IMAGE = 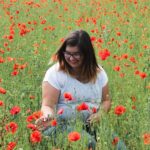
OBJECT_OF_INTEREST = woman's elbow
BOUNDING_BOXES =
[102,100,112,112]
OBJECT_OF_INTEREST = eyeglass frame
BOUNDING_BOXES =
[63,51,82,60]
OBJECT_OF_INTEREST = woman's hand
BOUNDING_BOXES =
[35,113,54,131]
[86,112,101,124]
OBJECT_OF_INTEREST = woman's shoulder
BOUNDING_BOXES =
[97,64,106,74]
[97,64,108,86]
[47,62,59,71]
[46,62,67,77]
[97,64,108,79]
[43,63,67,89]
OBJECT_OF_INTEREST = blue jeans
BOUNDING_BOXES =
[43,109,96,149]
[43,108,126,150]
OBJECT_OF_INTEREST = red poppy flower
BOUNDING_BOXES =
[50,119,57,126]
[131,96,136,102]
[26,115,34,122]
[32,111,43,120]
[6,142,16,150]
[121,53,128,59]
[132,105,136,110]
[30,130,42,143]
[143,133,150,145]
[130,56,137,63]
[112,137,119,145]
[0,56,5,63]
[68,131,81,142]
[0,100,4,106]
[57,108,64,115]
[116,32,121,36]
[97,38,103,43]
[114,105,126,116]
[10,106,21,115]
[5,122,18,134]
[90,36,96,42]
[11,70,19,76]
[139,72,147,79]
[40,19,46,24]
[98,49,110,60]
[29,95,35,99]
[20,63,27,69]
[92,107,97,113]
[76,102,89,111]
[27,124,37,131]
[113,66,121,72]
[63,92,73,101]
[0,87,6,94]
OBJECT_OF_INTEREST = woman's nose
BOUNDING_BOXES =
[70,55,75,61]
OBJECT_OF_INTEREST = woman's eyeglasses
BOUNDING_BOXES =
[63,51,82,60]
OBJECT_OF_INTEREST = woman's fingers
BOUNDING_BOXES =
[86,113,100,124]
[36,119,51,131]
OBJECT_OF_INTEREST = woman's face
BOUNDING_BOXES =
[64,46,83,70]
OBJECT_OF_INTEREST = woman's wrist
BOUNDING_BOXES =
[41,105,55,118]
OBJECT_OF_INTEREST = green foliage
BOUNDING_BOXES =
[0,0,149,149]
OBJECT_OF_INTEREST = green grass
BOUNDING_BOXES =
[0,0,149,149]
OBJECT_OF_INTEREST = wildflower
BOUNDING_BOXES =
[7,57,14,62]
[116,32,121,36]
[143,45,148,49]
[97,38,103,43]
[0,56,5,63]
[40,19,46,24]
[57,108,64,115]
[27,124,37,131]
[134,70,140,75]
[120,73,125,78]
[0,100,4,106]
[132,105,136,110]
[90,36,96,42]
[142,133,150,145]
[32,111,43,120]
[13,63,20,70]
[131,96,136,102]
[92,107,97,113]
[121,53,128,59]
[30,130,42,143]
[113,66,121,72]
[50,119,57,126]
[11,70,19,76]
[68,131,81,142]
[20,63,27,69]
[76,102,89,111]
[26,115,34,122]
[0,87,6,94]
[139,72,147,79]
[130,56,137,63]
[5,122,18,134]
[10,106,21,115]
[63,92,73,101]
[114,105,126,116]
[6,142,16,150]
[29,95,35,99]
[98,48,111,60]
[112,137,119,145]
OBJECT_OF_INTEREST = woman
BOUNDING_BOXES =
[36,30,111,149]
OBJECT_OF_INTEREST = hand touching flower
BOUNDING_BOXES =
[86,112,101,124]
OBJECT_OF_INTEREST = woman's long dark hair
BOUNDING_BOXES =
[56,29,100,83]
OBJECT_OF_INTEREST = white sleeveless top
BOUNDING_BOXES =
[43,63,108,110]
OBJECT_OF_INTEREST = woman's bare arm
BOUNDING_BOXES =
[35,81,60,130]
[41,81,60,117]
[101,83,111,112]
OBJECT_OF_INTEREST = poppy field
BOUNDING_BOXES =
[0,0,150,149]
